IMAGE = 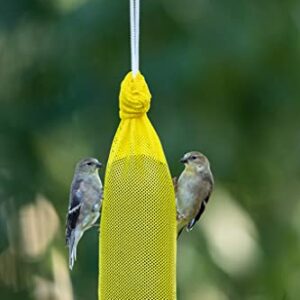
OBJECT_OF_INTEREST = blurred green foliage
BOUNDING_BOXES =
[0,0,300,299]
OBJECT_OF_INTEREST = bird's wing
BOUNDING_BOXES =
[65,178,84,245]
[187,178,213,231]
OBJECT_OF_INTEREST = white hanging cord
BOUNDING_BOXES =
[130,0,140,77]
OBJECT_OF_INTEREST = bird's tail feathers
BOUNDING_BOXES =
[68,230,83,270]
[177,220,186,239]
[177,227,184,239]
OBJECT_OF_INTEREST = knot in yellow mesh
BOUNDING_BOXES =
[119,71,151,119]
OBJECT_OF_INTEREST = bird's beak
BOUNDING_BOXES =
[96,162,102,168]
[180,157,188,164]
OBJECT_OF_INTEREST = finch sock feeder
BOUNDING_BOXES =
[99,0,177,299]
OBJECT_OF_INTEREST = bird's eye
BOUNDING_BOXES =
[191,156,197,160]
[87,162,93,166]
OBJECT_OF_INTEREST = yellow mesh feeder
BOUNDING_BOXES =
[99,0,177,299]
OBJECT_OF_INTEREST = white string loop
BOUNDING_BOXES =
[130,0,140,77]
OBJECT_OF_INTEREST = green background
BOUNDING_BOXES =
[0,0,300,299]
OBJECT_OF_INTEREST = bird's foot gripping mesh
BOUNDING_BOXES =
[99,72,177,299]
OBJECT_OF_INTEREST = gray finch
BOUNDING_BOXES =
[66,157,103,270]
[174,151,214,238]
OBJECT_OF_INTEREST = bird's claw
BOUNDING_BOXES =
[177,211,185,221]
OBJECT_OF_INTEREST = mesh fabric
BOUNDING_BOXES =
[99,72,176,299]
